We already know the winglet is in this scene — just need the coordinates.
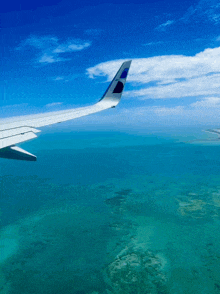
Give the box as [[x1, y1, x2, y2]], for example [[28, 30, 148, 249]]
[[98, 60, 132, 107]]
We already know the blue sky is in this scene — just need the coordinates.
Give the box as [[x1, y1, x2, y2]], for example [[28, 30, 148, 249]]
[[2, 0, 220, 129]]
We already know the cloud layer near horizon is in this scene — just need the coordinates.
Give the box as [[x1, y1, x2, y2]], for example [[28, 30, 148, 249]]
[[74, 98, 220, 128]]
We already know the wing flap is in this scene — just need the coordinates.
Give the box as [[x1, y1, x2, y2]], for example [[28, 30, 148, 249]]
[[0, 132, 37, 149], [0, 146, 36, 161], [0, 127, 40, 139]]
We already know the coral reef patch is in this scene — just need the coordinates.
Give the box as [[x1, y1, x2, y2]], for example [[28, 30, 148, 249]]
[[176, 189, 220, 220], [103, 247, 167, 294]]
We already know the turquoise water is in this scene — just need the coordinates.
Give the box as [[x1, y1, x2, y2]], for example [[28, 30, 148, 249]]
[[1, 131, 220, 293]]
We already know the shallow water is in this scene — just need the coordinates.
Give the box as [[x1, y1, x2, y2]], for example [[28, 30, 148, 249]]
[[1, 132, 220, 293]]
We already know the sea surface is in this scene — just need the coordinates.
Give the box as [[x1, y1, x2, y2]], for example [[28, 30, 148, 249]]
[[1, 130, 220, 294]]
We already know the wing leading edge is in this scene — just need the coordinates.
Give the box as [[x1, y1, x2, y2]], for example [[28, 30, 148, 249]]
[[0, 60, 132, 161]]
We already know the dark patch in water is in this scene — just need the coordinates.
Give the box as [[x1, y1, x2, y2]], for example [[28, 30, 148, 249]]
[[105, 196, 126, 206], [115, 188, 132, 196], [104, 189, 132, 207], [18, 241, 48, 259]]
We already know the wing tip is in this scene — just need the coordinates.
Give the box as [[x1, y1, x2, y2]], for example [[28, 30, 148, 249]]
[[98, 60, 132, 104]]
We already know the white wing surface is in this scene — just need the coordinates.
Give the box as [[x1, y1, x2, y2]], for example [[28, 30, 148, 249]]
[[0, 60, 132, 161], [205, 129, 220, 136]]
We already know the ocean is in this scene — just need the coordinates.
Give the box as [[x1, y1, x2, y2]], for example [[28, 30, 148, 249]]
[[1, 130, 220, 294]]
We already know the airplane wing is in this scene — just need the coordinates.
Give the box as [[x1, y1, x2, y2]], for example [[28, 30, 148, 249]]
[[187, 129, 220, 143], [0, 60, 132, 161], [205, 129, 220, 136], [197, 129, 220, 142]]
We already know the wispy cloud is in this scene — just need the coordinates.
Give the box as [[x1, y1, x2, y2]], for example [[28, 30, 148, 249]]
[[182, 0, 220, 24], [155, 20, 175, 31], [73, 102, 220, 127], [53, 76, 65, 81], [53, 42, 90, 53], [215, 35, 220, 41], [87, 46, 220, 100], [146, 99, 220, 124], [45, 102, 63, 107], [190, 97, 220, 108], [52, 73, 81, 82], [17, 35, 91, 64], [152, 106, 184, 116], [143, 41, 164, 46], [0, 103, 29, 109], [39, 53, 68, 64]]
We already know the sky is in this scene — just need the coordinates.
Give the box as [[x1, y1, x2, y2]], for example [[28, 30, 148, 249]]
[[2, 0, 220, 130]]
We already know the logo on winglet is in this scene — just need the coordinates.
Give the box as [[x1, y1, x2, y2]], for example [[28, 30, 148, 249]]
[[120, 68, 129, 79], [113, 81, 124, 93]]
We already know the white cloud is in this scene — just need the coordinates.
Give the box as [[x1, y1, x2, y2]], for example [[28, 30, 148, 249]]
[[0, 103, 28, 109], [17, 36, 58, 50], [70, 104, 220, 128], [126, 99, 220, 124], [45, 102, 63, 107], [155, 20, 175, 31], [39, 53, 69, 64], [87, 46, 220, 99], [53, 42, 91, 53], [89, 103, 220, 127], [190, 97, 220, 108], [39, 54, 55, 63], [152, 106, 184, 116], [53, 76, 65, 81], [143, 41, 164, 46], [18, 35, 91, 64], [126, 74, 220, 99]]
